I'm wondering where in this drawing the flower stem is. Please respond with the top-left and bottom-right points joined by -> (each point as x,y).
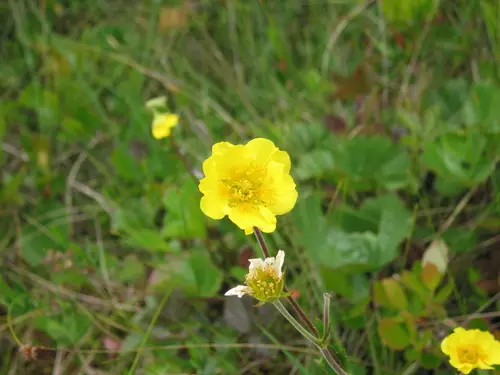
273,300 -> 349,375
272,300 -> 319,345
253,227 -> 319,336
319,347 -> 349,375
253,226 -> 270,257
322,293 -> 331,342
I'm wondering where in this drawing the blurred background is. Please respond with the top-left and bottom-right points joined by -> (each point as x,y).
1,0 -> 500,374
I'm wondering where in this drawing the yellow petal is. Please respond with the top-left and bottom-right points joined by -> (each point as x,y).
440,336 -> 452,355
212,141 -> 234,156
152,113 -> 179,139
228,204 -> 276,235
458,364 -> 473,374
486,339 -> 500,364
245,138 -> 291,173
200,195 -> 227,220
266,173 -> 298,215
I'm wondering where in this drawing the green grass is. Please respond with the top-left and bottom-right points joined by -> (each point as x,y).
1,0 -> 500,374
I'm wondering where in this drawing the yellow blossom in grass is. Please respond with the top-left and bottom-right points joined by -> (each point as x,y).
152,113 -> 179,139
225,250 -> 285,303
441,327 -> 500,374
198,138 -> 297,234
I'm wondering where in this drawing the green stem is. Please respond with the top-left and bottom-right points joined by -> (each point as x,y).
272,300 -> 319,345
253,227 -> 319,336
319,347 -> 350,375
128,290 -> 171,375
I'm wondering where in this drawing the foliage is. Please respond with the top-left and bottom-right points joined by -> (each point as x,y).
1,1 -> 500,374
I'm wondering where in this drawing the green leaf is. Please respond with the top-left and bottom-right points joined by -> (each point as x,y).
400,269 -> 429,301
111,144 -> 141,182
420,351 -> 442,369
36,310 -> 90,345
181,250 -> 223,297
381,278 -> 408,311
295,149 -> 335,180
117,255 -> 145,282
434,282 -> 454,303
123,228 -> 171,252
162,178 -> 207,239
153,249 -> 223,298
333,135 -> 414,192
381,0 -> 439,26
463,82 -> 500,132
377,318 -> 411,350
19,84 -> 61,132
421,131 -> 498,192
21,220 -> 69,267
321,268 -> 369,302
294,194 -> 413,271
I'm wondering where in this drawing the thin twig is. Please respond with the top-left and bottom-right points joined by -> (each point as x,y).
1,142 -> 29,161
65,134 -> 105,239
439,187 -> 478,233
321,0 -> 375,74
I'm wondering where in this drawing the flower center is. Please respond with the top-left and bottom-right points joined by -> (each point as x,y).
245,265 -> 282,301
457,346 -> 480,364
221,165 -> 266,207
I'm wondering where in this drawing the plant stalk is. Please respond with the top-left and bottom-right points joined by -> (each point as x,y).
272,300 -> 319,345
253,227 -> 319,336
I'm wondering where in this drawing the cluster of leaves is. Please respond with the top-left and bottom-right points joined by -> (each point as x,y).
1,1 -> 500,375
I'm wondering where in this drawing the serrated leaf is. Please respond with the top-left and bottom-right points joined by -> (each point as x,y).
381,278 -> 408,311
294,194 -> 413,271
333,135 -> 413,192
295,149 -> 335,180
123,228 -> 171,252
421,131 -> 498,191
117,255 -> 145,282
162,179 -> 207,239
378,318 -> 411,350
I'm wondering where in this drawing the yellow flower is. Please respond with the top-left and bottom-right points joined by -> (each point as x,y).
152,113 -> 179,139
198,138 -> 298,234
441,327 -> 500,374
225,250 -> 285,303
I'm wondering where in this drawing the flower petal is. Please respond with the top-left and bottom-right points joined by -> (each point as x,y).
274,250 -> 285,277
245,138 -> 291,173
212,141 -> 234,156
152,114 -> 179,139
200,195 -> 227,219
486,338 -> 500,364
227,204 -> 276,235
248,258 -> 265,272
440,335 -> 452,355
225,285 -> 251,298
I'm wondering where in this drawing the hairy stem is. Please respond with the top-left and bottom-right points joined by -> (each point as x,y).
253,227 -> 319,336
272,300 -> 319,345
319,347 -> 349,375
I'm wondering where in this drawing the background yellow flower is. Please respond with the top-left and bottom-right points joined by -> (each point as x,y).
152,113 -> 179,139
441,327 -> 500,374
199,138 -> 297,234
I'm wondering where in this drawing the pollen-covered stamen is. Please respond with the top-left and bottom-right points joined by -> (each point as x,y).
457,347 -> 481,364
245,264 -> 283,301
221,164 -> 266,207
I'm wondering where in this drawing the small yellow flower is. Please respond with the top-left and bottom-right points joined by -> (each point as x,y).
152,113 -> 179,139
198,138 -> 298,235
441,327 -> 500,374
225,250 -> 285,303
